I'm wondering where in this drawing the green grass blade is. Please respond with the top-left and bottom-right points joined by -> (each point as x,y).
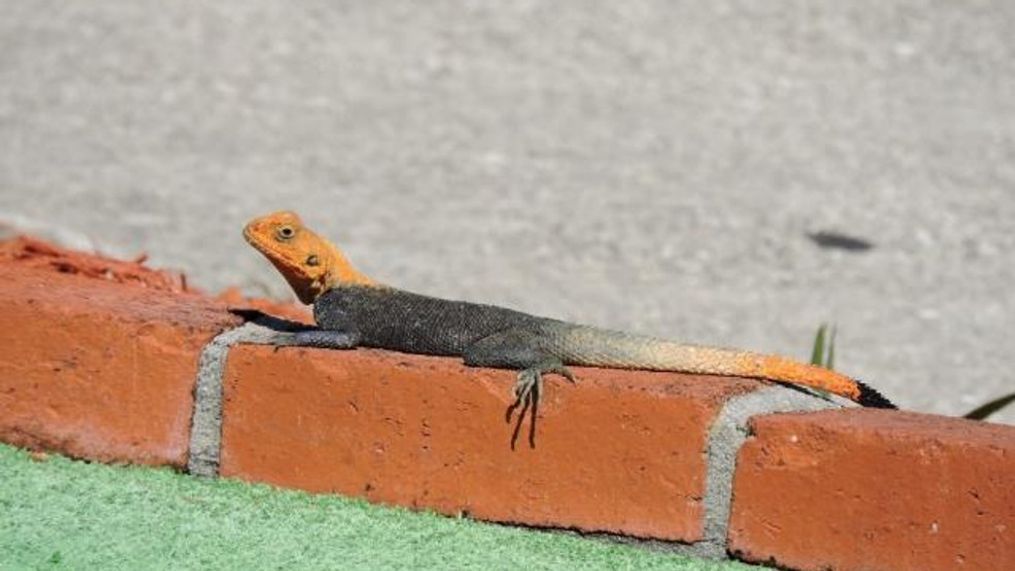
963,392 -> 1015,421
810,324 -> 827,367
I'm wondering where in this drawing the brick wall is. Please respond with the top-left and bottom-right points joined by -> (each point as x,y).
2,237 -> 1012,570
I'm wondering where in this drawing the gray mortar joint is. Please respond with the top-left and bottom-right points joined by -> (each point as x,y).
186,320 -> 839,558
592,387 -> 838,559
187,320 -> 306,477
690,388 -> 838,559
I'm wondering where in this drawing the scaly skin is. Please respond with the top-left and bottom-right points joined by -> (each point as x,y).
243,211 -> 896,429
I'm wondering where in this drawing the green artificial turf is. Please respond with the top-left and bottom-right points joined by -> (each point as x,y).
0,444 -> 756,570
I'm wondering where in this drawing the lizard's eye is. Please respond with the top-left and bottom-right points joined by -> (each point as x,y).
306,254 -> 320,267
276,225 -> 295,241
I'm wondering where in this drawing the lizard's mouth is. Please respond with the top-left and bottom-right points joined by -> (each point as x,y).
241,223 -> 259,246
242,222 -> 282,258
242,223 -> 295,275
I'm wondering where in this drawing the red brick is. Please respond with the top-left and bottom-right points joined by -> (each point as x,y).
728,409 -> 1015,571
0,264 -> 240,467
219,345 -> 762,541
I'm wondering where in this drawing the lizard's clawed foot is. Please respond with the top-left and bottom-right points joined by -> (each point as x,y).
506,361 -> 577,449
512,364 -> 576,403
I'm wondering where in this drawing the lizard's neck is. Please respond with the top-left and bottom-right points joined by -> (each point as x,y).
276,242 -> 376,304
324,247 -> 374,290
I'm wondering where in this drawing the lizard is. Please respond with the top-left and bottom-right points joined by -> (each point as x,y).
243,211 -> 896,442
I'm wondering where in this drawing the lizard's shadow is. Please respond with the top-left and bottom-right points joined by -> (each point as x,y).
505,391 -> 539,450
229,308 -> 316,333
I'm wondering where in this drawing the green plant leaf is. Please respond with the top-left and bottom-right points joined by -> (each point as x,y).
811,324 -> 827,367
963,392 -> 1015,421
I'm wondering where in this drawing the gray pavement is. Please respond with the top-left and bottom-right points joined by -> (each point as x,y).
2,1 -> 1013,422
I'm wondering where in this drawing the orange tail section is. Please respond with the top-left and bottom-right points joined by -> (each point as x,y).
557,329 -> 895,408
747,355 -> 895,408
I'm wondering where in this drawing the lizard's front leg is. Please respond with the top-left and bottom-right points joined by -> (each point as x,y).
301,301 -> 361,349
293,329 -> 361,349
229,308 -> 362,350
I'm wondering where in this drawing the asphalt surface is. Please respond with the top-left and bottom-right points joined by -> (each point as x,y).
2,2 -> 1013,421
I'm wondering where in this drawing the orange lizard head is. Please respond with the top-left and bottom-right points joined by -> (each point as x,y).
243,211 -> 374,304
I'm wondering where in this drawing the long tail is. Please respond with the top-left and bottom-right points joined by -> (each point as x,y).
555,326 -> 896,409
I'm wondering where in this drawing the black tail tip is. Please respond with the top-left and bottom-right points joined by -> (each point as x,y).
856,380 -> 897,409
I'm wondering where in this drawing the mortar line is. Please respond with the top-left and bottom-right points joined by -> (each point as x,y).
506,387 -> 843,560
187,319 -> 305,477
689,387 -> 840,558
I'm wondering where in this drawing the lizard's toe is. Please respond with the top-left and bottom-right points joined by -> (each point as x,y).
555,365 -> 577,384
514,369 -> 541,403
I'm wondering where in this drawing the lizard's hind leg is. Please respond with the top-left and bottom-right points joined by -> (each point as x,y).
506,359 -> 576,448
511,359 -> 576,407
463,328 -> 578,398
463,329 -> 577,447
